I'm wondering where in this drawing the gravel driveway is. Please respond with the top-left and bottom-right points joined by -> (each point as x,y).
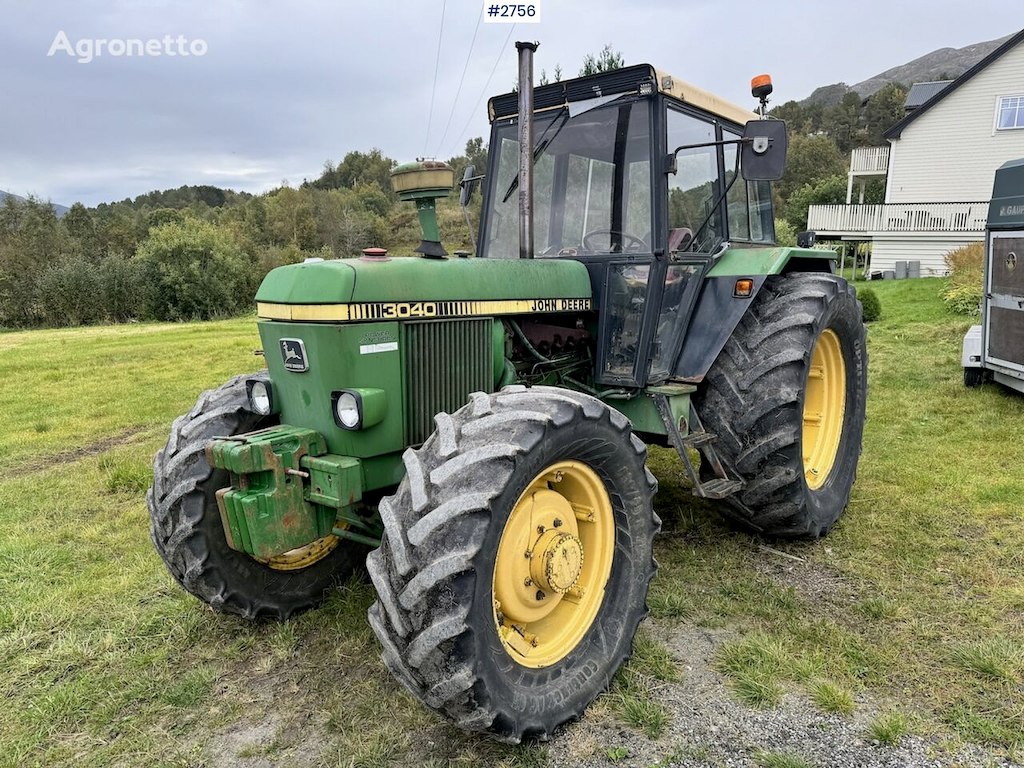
545,622 -> 1023,768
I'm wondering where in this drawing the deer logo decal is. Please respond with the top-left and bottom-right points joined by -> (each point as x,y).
280,339 -> 309,372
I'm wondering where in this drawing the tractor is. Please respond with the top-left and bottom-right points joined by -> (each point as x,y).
148,42 -> 867,742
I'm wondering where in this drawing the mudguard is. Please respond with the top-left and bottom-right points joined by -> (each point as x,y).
673,246 -> 834,382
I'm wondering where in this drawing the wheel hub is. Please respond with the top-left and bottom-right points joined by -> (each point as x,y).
531,530 -> 583,594
492,461 -> 615,668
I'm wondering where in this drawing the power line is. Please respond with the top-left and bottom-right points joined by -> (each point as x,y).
449,23 -> 517,158
434,4 -> 484,158
423,0 -> 448,156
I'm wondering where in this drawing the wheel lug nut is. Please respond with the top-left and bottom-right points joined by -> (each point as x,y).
524,550 -> 532,558
524,578 -> 533,587
535,590 -> 545,601
553,518 -> 563,528
537,525 -> 545,534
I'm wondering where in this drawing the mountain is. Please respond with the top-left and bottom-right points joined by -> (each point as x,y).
801,33 -> 1012,107
0,190 -> 70,217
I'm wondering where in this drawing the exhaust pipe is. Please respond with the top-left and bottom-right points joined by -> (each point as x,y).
515,41 -> 538,260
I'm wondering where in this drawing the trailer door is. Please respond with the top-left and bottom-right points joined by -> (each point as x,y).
985,230 -> 1024,374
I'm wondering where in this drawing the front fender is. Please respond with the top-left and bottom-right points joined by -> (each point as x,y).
673,246 -> 835,382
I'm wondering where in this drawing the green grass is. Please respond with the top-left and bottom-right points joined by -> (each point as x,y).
753,750 -> 813,768
0,317 -> 542,768
648,277 -> 1024,750
868,711 -> 911,746
809,680 -> 855,716
1,277 -> 1022,764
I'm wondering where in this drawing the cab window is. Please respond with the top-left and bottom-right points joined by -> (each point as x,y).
666,108 -> 723,250
724,129 -> 775,243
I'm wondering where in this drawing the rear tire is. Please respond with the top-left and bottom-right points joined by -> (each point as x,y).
366,386 -> 659,742
148,375 -> 365,619
695,273 -> 867,539
964,367 -> 986,388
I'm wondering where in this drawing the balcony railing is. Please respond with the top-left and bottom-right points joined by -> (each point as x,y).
850,146 -> 889,174
807,202 -> 989,234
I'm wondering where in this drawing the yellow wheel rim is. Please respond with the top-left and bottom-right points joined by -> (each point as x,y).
262,533 -> 339,572
492,461 -> 615,668
802,328 -> 847,490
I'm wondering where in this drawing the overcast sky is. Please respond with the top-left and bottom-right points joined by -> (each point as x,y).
0,1 -> 1013,206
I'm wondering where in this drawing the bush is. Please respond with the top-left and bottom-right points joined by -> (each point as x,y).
774,219 -> 796,247
136,219 -> 256,321
940,242 -> 984,315
99,253 -> 145,322
34,253 -> 147,326
857,286 -> 881,322
36,256 -> 107,326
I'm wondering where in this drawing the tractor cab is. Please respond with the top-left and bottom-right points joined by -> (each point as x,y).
478,64 -> 788,387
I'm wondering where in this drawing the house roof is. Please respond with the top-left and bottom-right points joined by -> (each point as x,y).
884,28 -> 1024,139
904,80 -> 953,110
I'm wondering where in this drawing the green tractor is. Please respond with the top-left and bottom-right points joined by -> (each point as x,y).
148,43 -> 867,741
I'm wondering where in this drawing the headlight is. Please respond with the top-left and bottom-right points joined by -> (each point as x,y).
246,379 -> 274,416
332,390 -> 361,430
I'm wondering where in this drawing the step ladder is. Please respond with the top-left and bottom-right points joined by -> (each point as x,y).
654,394 -> 743,500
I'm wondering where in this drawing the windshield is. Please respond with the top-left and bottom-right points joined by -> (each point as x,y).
482,99 -> 653,258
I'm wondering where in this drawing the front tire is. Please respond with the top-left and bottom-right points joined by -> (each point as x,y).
695,273 -> 868,539
366,386 -> 659,741
147,375 -> 365,619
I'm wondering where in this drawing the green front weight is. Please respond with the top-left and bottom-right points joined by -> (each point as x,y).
206,425 -> 363,560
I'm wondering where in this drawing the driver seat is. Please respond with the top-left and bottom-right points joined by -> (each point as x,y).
668,227 -> 693,253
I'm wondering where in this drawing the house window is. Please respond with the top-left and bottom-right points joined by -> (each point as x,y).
997,95 -> 1024,130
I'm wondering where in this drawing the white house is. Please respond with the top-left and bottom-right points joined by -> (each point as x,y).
808,29 -> 1024,275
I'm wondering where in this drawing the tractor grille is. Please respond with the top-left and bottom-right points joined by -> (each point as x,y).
404,319 -> 493,445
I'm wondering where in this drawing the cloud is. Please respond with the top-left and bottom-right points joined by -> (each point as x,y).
0,0 -> 1010,205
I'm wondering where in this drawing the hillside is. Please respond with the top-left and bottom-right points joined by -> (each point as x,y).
0,189 -> 69,217
801,32 -> 1013,107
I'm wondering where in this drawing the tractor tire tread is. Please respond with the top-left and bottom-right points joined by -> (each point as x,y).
695,273 -> 867,539
366,386 -> 658,742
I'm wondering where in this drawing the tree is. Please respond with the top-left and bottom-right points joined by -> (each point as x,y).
136,219 -> 255,321
310,149 -> 397,197
771,100 -> 809,134
826,91 -> 865,154
539,64 -> 562,86
776,133 -> 847,203
264,187 -> 318,249
784,175 -> 848,230
863,82 -> 907,145
63,202 -> 99,259
579,45 -> 624,76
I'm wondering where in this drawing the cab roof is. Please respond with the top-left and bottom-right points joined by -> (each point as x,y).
488,63 -> 756,127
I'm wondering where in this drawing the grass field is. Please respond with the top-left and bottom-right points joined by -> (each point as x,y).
1,278 -> 1022,767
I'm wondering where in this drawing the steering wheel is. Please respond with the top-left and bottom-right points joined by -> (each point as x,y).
582,229 -> 647,253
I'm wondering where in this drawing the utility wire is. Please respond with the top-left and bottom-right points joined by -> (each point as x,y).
449,23 -> 517,158
434,4 -> 484,159
423,0 -> 448,157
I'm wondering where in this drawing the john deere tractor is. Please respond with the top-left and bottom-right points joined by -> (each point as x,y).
148,43 -> 867,741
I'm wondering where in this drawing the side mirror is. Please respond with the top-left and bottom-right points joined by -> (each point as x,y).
459,165 -> 479,208
741,119 -> 788,181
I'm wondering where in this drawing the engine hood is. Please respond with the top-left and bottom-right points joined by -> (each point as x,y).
255,256 -> 594,323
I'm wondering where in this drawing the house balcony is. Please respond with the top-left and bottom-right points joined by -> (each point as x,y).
850,146 -> 889,175
807,201 -> 989,238
845,146 -> 890,203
